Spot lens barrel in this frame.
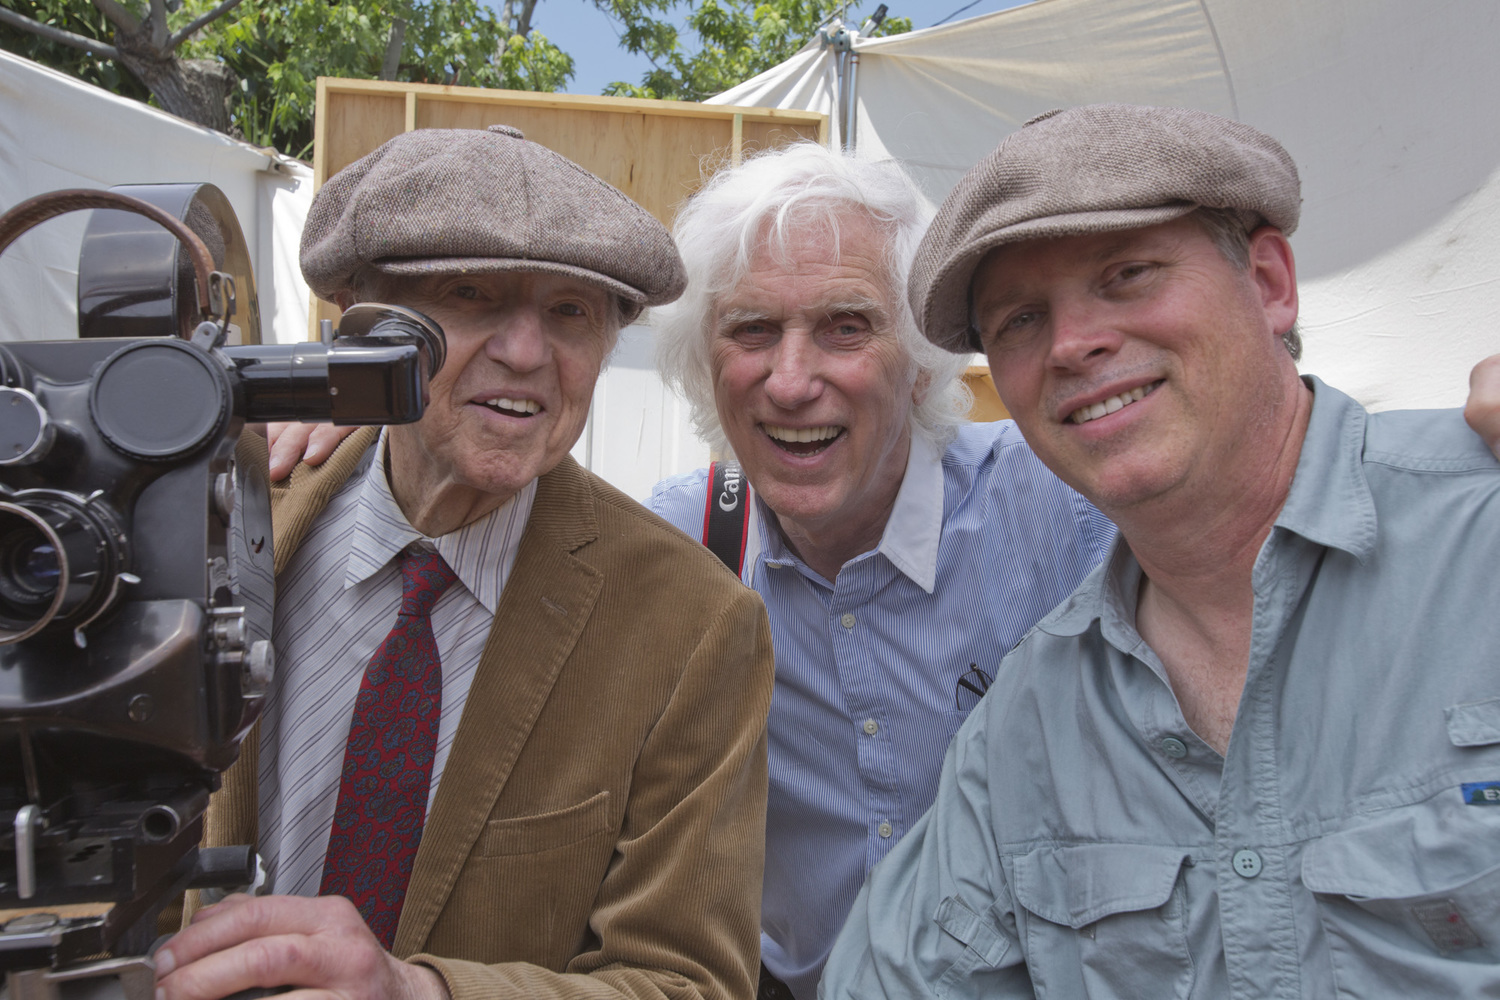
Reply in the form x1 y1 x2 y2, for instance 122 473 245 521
0 496 121 644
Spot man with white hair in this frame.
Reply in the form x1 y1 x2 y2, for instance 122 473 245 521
647 143 1114 1000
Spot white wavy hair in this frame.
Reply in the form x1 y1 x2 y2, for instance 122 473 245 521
654 142 972 458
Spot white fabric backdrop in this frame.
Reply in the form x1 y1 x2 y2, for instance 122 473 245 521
713 0 1500 410
0 48 313 346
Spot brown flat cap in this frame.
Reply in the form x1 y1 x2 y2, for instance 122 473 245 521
300 124 687 323
910 104 1302 352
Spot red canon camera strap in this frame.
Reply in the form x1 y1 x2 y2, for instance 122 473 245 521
702 460 750 577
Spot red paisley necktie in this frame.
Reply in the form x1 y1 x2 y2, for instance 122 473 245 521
320 548 457 948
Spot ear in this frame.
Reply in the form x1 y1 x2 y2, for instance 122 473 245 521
332 289 357 312
1246 226 1299 339
911 367 932 407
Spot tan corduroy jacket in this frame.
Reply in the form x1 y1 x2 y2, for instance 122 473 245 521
201 429 775 1000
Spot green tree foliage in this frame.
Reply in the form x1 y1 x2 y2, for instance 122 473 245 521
0 0 573 158
0 0 151 102
595 0 910 102
181 0 573 156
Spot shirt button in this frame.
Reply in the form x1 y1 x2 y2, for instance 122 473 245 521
840 612 857 629
862 718 879 736
877 821 893 838
1232 849 1263 878
1161 737 1188 759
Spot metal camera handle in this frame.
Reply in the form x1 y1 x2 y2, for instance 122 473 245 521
0 189 233 335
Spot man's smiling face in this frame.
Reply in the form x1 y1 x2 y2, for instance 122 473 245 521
709 212 917 556
971 216 1300 515
381 271 616 524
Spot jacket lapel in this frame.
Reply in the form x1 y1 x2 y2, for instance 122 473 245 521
392 457 603 957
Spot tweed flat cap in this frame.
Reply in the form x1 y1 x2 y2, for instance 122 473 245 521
300 125 686 322
910 104 1302 352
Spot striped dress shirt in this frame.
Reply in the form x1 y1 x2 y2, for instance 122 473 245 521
649 421 1116 1000
258 431 535 898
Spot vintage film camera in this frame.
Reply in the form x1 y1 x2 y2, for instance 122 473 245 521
0 185 445 998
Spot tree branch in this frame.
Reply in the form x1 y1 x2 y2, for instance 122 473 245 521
146 0 170 47
379 17 407 80
89 0 142 35
0 6 121 59
167 0 248 48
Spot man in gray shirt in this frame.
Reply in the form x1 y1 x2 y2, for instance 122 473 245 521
820 103 1500 997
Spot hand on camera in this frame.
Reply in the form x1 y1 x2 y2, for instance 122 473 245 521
154 893 449 1000
1466 354 1500 460
267 423 359 481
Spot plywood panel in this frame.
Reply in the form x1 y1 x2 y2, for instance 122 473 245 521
740 119 823 157
321 93 405 179
637 114 737 224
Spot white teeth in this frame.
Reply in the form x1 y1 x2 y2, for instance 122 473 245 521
1069 382 1160 425
764 425 842 444
484 397 540 416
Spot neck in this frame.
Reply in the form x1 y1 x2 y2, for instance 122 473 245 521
773 440 910 584
386 429 510 537
1118 379 1314 753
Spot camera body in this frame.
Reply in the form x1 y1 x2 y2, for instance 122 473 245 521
0 184 443 970
0 334 270 954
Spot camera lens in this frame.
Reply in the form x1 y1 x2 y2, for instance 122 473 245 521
0 526 60 604
0 498 121 644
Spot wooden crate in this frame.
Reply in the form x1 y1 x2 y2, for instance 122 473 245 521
309 78 826 331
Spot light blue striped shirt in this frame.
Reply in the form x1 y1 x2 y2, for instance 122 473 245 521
259 431 534 899
649 421 1114 1000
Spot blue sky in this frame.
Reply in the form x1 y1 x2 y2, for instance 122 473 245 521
505 1 1034 97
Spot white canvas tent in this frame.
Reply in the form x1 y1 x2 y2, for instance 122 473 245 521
713 0 1500 411
0 47 314 346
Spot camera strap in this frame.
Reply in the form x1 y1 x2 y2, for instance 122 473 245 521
702 460 751 577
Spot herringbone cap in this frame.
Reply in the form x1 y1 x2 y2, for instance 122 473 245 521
911 104 1301 352
300 125 686 323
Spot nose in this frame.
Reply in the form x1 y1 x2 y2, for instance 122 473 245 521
487 306 551 373
763 333 822 409
1045 298 1121 372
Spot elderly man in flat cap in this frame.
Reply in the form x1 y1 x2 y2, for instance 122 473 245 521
821 104 1500 998
155 124 775 1000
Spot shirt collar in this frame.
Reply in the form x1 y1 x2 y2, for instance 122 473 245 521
876 430 944 593
756 430 944 593
342 428 536 614
1272 376 1377 561
1038 376 1378 640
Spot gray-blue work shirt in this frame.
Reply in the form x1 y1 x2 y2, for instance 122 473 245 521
820 377 1500 999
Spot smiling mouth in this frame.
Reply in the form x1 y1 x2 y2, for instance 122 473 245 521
1068 381 1163 425
480 396 541 418
763 423 844 456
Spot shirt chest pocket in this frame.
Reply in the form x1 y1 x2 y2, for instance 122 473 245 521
1303 704 1500 996
1009 844 1195 1000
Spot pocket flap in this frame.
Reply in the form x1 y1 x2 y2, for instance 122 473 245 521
1303 794 1500 899
1010 844 1190 929
1446 696 1500 747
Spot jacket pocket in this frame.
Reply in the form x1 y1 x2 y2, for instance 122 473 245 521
1010 843 1194 1000
427 792 615 967
473 790 611 856
1303 786 1500 996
